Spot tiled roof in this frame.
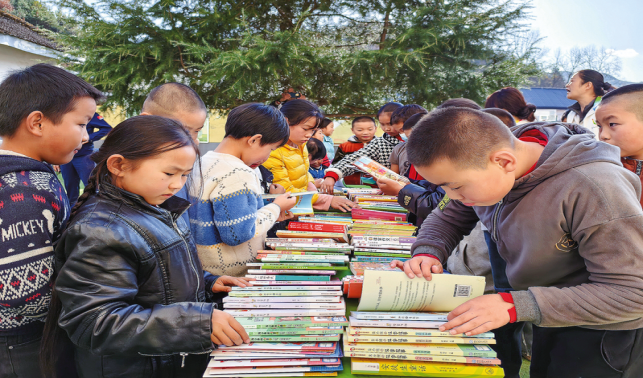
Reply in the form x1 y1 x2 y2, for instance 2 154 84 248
521 88 575 110
0 10 58 50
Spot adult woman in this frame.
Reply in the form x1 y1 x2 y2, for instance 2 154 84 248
563 69 614 137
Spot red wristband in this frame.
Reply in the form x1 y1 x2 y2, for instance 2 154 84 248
325 172 339 182
498 292 517 323
413 253 441 262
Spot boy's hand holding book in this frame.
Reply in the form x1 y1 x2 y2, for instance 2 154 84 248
213 276 255 292
439 294 514 336
390 255 443 280
211 310 250 346
273 192 298 218
377 177 405 196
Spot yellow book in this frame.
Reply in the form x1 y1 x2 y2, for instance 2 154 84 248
351 358 504 377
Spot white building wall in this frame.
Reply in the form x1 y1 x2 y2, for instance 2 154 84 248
0 44 55 79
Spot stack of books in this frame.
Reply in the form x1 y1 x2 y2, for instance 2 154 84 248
203 237 352 377
350 235 415 262
343 262 401 299
345 270 504 377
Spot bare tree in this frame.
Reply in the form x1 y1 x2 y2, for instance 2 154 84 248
549 45 622 83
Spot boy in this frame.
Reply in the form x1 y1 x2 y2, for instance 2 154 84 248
320 103 424 193
191 103 297 277
389 111 427 176
319 118 336 161
333 116 377 185
307 137 327 181
0 63 104 377
395 107 643 377
596 84 643 207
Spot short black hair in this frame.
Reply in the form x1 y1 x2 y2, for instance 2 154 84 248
306 137 327 161
0 63 104 138
320 118 333 129
352 116 376 128
482 108 516 127
142 82 206 116
224 103 290 146
436 98 482 110
390 104 428 125
280 99 324 128
402 113 426 131
377 102 403 117
601 84 643 122
407 107 514 170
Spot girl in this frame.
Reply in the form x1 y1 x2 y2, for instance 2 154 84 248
485 87 537 124
318 118 336 161
307 137 327 183
262 99 356 212
563 69 614 137
45 116 250 378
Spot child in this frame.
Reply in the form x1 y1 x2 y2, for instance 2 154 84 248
395 107 643 377
596 84 643 207
333 116 377 185
319 118 336 161
483 108 517 127
263 99 357 212
49 116 252 378
389 111 427 175
485 87 536 123
389 104 428 139
307 137 327 182
320 102 403 193
312 128 331 168
192 103 297 277
0 63 103 377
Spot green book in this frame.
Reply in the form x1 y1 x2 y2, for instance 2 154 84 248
247 326 344 336
249 334 341 342
236 316 348 328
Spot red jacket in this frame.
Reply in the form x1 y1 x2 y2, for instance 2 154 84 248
332 136 367 185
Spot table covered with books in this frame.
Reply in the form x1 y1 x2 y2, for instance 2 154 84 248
203 186 504 378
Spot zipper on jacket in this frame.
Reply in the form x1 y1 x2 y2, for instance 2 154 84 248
172 219 201 301
492 199 505 243
180 352 188 367
138 349 213 358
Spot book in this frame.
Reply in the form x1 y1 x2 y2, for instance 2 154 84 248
265 238 337 244
235 316 349 329
224 309 346 317
217 342 338 352
223 302 345 310
248 334 342 342
343 343 497 358
246 270 337 275
205 365 343 376
351 312 449 321
351 208 408 222
344 352 501 365
351 236 417 244
246 326 344 336
228 291 343 297
247 280 342 286
352 156 410 185
247 264 348 271
350 262 401 276
348 317 445 329
356 271 485 312
223 296 342 303
262 191 316 216
345 334 496 345
204 373 338 377
350 358 504 377
288 222 348 234
276 230 349 243
257 257 349 264
353 251 413 258
208 358 342 368
246 275 332 281
347 326 494 338
230 286 342 291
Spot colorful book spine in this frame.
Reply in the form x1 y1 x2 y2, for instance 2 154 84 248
348 317 445 329
223 296 342 303
230 285 341 291
246 270 336 275
248 264 348 271
208 357 342 368
248 334 341 342
246 275 332 281
350 358 504 377
343 352 501 365
343 343 497 358
351 312 449 321
288 222 348 233
228 290 342 297
224 309 346 317
347 327 493 338
223 302 345 310
235 316 349 328
247 327 344 336
351 208 407 222
248 281 342 286
345 334 496 344
351 236 417 244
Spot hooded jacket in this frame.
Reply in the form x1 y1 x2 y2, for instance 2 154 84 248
0 151 69 335
54 184 220 377
622 157 643 208
412 122 643 330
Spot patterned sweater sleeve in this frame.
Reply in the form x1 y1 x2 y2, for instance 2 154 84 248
326 137 389 180
210 169 280 247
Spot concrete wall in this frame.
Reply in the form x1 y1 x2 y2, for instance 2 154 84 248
0 44 55 80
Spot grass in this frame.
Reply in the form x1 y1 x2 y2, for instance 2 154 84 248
520 359 531 377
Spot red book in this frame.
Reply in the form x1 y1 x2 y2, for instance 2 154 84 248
287 222 347 233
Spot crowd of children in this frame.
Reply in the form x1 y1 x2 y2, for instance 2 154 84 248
1 62 643 378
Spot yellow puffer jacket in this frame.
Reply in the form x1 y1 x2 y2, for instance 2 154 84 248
263 143 319 204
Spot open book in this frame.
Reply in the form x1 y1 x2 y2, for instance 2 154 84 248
352 156 410 185
262 191 316 215
357 270 485 312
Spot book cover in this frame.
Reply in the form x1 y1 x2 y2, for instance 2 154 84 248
288 222 348 233
247 326 344 336
351 208 408 222
265 238 337 244
351 236 417 244
262 191 315 216
352 243 411 251
246 275 332 281
356 271 485 312
350 358 504 377
236 316 349 329
347 326 494 338
353 251 413 258
206 364 343 375
259 250 347 256
208 358 342 368
223 296 342 303
353 248 411 254
228 291 343 297
224 308 346 317
344 352 501 366
230 286 341 291
210 342 342 360
248 334 342 342
345 334 496 345
246 270 336 275
351 156 410 185
257 257 349 264
350 262 402 276
343 343 497 358
247 280 342 286
348 317 445 329
351 312 449 321
276 230 349 243
223 302 345 310
204 372 338 377
217 341 338 352
248 264 348 271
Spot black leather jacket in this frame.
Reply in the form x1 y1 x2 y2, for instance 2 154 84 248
54 185 220 378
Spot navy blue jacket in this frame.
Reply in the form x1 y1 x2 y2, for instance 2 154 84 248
75 113 112 157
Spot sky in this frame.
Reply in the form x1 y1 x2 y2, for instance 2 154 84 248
529 0 643 82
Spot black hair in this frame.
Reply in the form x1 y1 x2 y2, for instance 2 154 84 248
485 87 536 122
390 104 428 125
142 82 206 115
436 98 482 110
41 115 199 377
377 102 403 117
319 118 333 129
306 137 327 161
482 108 517 127
352 116 376 128
280 99 324 128
0 63 104 138
577 69 615 97
224 103 290 146
601 83 643 121
402 113 426 131
407 107 513 170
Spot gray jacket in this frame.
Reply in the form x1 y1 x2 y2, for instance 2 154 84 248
412 122 643 330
